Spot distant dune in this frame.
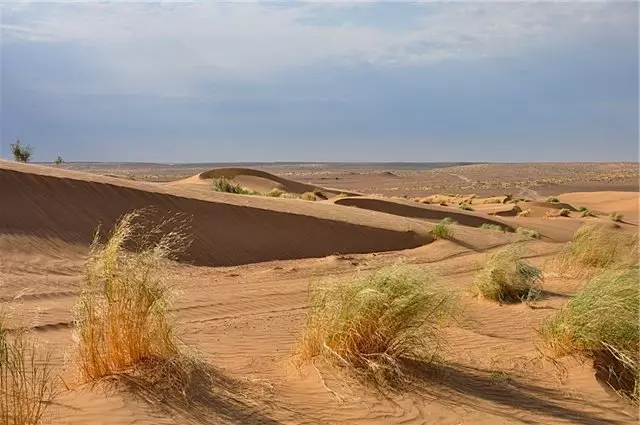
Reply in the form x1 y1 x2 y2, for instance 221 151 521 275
0 161 428 266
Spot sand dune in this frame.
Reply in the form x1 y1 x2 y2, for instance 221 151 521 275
0 161 428 266
171 167 359 197
334 196 516 231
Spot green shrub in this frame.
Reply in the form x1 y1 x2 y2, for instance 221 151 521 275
293 264 456 385
578 206 588 212
459 204 474 211
516 227 540 239
480 223 504 232
580 209 592 218
431 217 455 239
541 267 639 401
546 197 560 203
9 140 33 163
473 245 542 303
558 208 571 217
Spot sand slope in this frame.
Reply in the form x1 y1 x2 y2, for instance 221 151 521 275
171 167 359 197
0 161 429 266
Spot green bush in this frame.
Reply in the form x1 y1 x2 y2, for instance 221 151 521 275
558 208 571 217
546 197 560 203
212 177 256 195
480 223 504 232
9 140 33 163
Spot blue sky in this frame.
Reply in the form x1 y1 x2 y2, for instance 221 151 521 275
1 1 638 162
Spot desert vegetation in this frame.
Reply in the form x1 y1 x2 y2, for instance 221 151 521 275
516 227 540 239
211 177 258 195
9 140 33 163
0 315 57 425
73 210 189 381
610 212 624 222
554 225 639 276
546 197 560 203
558 208 571 217
517 209 531 217
294 264 456 386
473 245 542 303
480 223 504 232
459 204 474 211
431 217 455 239
541 267 639 401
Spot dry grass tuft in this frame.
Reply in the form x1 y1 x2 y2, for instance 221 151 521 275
553 225 639 277
558 208 571 217
293 264 456 387
480 223 504 232
517 209 531 217
459 204 474 211
73 210 191 382
541 267 639 401
264 188 284 197
516 227 540 239
473 245 543 303
431 217 455 239
546 197 560 203
610 212 624 222
0 315 57 425
301 192 317 201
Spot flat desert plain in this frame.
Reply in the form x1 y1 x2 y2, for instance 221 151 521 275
1 160 639 425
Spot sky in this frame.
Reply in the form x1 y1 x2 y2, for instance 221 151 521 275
1 1 638 163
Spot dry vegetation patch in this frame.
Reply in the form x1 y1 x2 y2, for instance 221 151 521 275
473 245 543 303
294 265 456 387
0 316 57 425
541 267 639 402
73 210 190 382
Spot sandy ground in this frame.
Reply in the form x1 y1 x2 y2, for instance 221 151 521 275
1 160 639 424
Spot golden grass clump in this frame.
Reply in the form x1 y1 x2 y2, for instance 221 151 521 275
431 217 455 239
610 212 624 222
554 225 639 277
480 223 504 232
73 210 190 382
264 188 284 197
541 267 639 401
516 227 540 239
517 209 531 217
558 208 571 217
459 204 474 211
473 245 542 303
0 316 57 425
294 264 456 386
301 192 317 201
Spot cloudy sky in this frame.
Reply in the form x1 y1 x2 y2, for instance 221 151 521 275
1 1 638 162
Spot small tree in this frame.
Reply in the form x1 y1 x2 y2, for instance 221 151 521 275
9 140 33 163
54 155 64 167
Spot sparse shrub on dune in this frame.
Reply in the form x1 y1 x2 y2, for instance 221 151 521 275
480 223 504 232
301 192 317 201
580 209 593 218
541 267 639 402
473 245 543 303
459 204 474 211
610 212 624 222
558 208 571 217
517 209 531 217
431 217 455 239
211 177 257 195
0 314 58 425
578 206 588 212
9 140 33 163
516 227 540 239
265 188 284 197
546 197 560 203
294 264 456 386
554 225 639 277
74 210 191 382
313 189 328 200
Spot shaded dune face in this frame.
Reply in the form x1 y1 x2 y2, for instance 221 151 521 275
0 164 429 267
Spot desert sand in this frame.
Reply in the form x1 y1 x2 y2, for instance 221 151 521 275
1 160 638 424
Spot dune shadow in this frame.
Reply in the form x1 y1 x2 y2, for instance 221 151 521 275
396 360 625 425
107 358 282 425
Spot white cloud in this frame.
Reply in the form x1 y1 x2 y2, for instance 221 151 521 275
1 1 635 96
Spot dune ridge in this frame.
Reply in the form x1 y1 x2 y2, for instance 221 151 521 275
0 161 429 266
